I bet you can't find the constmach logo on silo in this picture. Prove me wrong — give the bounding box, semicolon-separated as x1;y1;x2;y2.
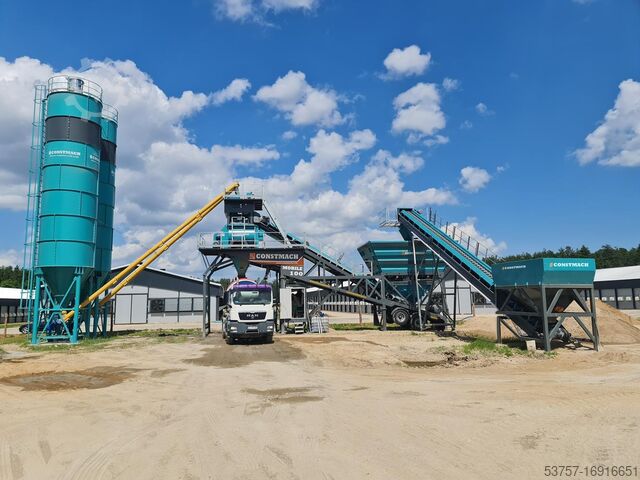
549;261;590;268
48;149;80;157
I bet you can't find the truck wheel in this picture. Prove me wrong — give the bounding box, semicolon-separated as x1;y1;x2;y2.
391;307;411;328
264;334;273;344
411;315;427;331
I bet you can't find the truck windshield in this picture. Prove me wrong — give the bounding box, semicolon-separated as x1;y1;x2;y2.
231;289;271;305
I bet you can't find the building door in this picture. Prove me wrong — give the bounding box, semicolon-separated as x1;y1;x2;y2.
114;295;132;324
131;294;148;324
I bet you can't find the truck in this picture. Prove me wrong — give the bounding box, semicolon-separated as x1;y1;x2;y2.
221;279;275;344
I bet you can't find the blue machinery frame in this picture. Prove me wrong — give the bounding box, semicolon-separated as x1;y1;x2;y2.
200;195;600;351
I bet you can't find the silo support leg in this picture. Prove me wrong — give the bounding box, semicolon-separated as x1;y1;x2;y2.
589;289;600;351
71;275;81;344
92;297;100;338
541;286;551;352
30;276;42;345
102;304;109;337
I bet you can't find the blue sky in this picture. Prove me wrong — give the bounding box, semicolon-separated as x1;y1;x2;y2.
0;0;638;272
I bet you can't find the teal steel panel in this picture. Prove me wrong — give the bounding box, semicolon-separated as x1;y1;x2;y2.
100;117;117;143
357;240;442;276
491;258;596;287
542;258;596;285
46;92;102;124
37;94;102;297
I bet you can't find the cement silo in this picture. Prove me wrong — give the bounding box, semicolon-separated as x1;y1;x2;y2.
26;75;115;344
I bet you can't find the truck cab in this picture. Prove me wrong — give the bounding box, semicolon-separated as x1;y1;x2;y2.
222;279;275;344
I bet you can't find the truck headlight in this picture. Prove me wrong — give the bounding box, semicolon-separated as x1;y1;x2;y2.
230;326;237;332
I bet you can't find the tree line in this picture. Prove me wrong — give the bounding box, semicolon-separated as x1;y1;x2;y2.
0;266;23;288
491;244;640;269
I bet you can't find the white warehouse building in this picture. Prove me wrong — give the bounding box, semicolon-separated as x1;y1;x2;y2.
109;266;222;325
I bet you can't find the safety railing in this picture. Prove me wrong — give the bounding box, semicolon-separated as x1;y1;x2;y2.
225;181;265;200
197;232;293;250
425;208;498;261
47;75;103;103
198;231;363;274
102;103;119;124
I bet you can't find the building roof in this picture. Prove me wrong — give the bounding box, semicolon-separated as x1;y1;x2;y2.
0;287;24;300
594;265;640;282
110;266;221;287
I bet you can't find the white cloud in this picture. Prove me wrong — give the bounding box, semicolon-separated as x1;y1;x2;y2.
0;56;458;276
116;141;278;228
475;102;494;116
460;120;473;130
242;147;456;261
574;79;640;167
446;217;507;255
0;56;280;273
392;83;446;142
424;135;449;147
459;166;491;193
282;130;297;140
211;78;251;105
442;77;460;92
254;70;343;127
0;249;20;267
213;0;318;22
211;144;279;165
262;0;317;12
0;56;215;210
285;129;376;193
214;0;258;21
382;45;431;79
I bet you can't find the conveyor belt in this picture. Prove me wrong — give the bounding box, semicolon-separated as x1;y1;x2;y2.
397;208;494;300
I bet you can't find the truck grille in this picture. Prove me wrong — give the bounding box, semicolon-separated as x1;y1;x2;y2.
238;311;267;321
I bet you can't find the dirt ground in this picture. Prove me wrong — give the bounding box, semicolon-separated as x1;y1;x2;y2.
1;327;640;480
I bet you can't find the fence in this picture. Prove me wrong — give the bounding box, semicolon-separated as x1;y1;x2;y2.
307;292;373;315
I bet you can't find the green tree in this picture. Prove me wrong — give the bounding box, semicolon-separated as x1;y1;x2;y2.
497;244;639;268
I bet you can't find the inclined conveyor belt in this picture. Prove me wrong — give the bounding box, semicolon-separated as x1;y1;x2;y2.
256;219;356;276
397;208;495;300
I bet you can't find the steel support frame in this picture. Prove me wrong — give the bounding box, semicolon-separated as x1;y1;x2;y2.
287;254;458;331
281;273;399;329
200;208;461;332
31;269;85;345
290;274;404;309
496;284;599;352
201;255;231;338
412;256;455;331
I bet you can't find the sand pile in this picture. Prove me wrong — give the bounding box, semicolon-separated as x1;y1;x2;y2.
457;300;640;346
564;300;640;345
